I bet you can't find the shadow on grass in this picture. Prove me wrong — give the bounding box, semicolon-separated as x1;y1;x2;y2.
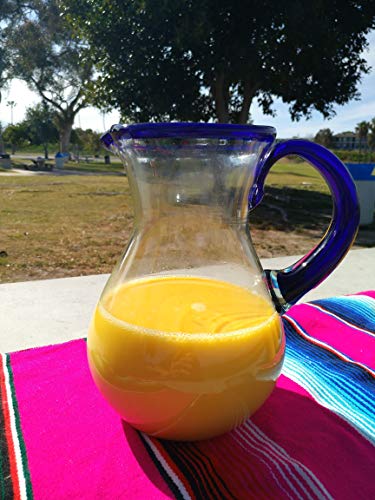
250;186;375;248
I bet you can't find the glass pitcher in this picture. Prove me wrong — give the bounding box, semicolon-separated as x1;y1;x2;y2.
88;123;359;441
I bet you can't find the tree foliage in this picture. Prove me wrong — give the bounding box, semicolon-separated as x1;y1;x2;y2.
0;122;5;153
25;103;59;156
63;0;375;124
1;0;95;151
355;120;370;141
2;110;103;157
363;118;375;151
2;122;30;151
71;128;102;155
355;120;370;152
314;128;334;148
2;103;59;156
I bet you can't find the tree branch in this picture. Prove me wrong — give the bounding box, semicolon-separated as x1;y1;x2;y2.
75;98;89;113
68;87;84;112
29;76;65;113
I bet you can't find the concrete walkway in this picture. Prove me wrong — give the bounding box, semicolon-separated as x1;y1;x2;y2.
0;167;124;176
1;247;374;353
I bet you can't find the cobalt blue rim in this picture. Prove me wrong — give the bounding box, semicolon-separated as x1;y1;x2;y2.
101;122;277;147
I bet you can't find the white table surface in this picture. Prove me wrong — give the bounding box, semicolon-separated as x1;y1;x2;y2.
1;248;374;353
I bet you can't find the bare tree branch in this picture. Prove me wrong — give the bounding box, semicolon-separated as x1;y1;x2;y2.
29;76;65;113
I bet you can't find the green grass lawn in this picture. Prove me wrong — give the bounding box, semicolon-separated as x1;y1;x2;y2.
0;160;373;283
9;156;329;186
0;175;133;282
56;159;123;174
10;156;123;174
267;160;329;192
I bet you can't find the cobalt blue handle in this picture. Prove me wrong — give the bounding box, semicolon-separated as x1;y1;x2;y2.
251;140;360;312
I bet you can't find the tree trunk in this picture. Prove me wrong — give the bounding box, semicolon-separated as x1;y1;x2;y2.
44;143;49;159
238;80;256;124
59;118;74;154
212;73;229;123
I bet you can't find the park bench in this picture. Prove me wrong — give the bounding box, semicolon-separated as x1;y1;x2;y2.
24;158;54;171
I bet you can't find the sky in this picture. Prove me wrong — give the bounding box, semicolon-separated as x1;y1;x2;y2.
0;31;374;139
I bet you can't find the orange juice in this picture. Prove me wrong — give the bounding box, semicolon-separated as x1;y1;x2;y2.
88;276;284;440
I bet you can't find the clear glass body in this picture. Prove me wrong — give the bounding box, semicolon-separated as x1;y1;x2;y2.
88;135;285;440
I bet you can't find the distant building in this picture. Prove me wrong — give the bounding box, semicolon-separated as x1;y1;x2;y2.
332;132;368;150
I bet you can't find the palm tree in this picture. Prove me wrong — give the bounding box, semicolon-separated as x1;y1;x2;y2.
367;118;375;158
355;121;369;156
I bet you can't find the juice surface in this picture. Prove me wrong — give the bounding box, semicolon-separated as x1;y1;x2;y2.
88;276;284;440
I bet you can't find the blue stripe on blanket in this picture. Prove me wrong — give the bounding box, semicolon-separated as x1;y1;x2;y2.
311;296;375;334
282;316;375;445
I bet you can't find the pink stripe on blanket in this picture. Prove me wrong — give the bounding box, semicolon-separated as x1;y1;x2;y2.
10;340;172;499
355;290;375;300
288;304;375;371
276;374;314;399
251;385;375;499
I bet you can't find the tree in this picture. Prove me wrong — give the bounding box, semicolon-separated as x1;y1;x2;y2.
1;0;94;152
2;122;30;154
314;129;334;149
0;122;5;154
368;118;375;153
355;120;370;153
71;128;102;156
0;32;6;154
0;1;12;105
2;104;59;156
63;0;375;124
24;104;59;159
